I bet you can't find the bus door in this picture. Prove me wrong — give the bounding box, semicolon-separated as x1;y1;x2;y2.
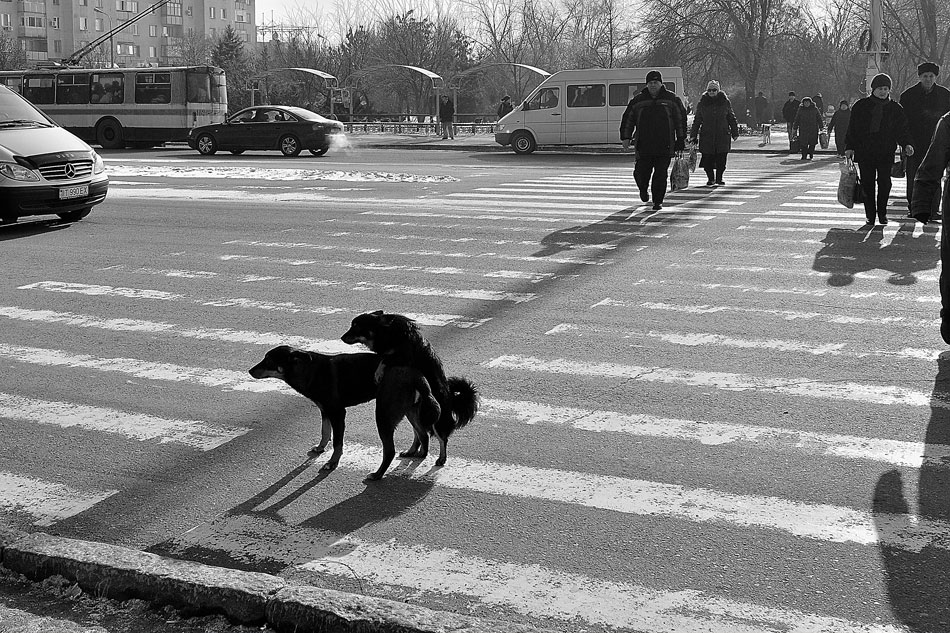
565;83;607;144
522;86;563;145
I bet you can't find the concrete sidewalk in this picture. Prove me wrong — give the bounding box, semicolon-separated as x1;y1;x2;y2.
350;125;836;156
0;528;549;633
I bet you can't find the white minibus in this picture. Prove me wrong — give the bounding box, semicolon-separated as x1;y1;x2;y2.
494;67;685;154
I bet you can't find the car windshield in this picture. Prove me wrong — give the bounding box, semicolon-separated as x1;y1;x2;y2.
0;88;53;126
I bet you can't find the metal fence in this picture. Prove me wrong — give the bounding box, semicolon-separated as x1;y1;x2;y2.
341;113;498;135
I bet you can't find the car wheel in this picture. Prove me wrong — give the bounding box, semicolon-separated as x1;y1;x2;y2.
229;149;245;155
511;131;536;155
279;135;302;157
196;133;218;155
57;207;91;223
308;146;329;156
96;119;124;149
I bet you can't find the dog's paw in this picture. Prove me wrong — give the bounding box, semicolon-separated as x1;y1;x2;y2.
364;472;383;482
399;449;427;459
308;445;326;456
320;461;338;472
435;456;446;467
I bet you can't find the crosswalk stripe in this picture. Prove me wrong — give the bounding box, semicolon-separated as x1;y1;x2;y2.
480;398;940;469
299;537;904;633
484;354;939;408
0;393;248;450
327;443;944;552
0;472;117;527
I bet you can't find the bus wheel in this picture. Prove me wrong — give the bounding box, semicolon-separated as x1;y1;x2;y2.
511;131;536;155
96;119;124;149
196;134;218;155
57;207;91;223
279;135;302;157
309;146;329;156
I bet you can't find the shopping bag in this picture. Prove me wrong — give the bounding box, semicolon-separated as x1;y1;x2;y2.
891;153;905;178
670;155;690;191
837;159;858;208
790;135;800;153
819;130;829;149
854;173;865;205
687;144;698;172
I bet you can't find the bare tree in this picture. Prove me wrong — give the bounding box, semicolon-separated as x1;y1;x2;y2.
172;31;214;66
883;0;949;64
0;30;27;70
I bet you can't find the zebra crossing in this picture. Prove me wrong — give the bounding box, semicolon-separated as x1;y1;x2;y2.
2;160;943;632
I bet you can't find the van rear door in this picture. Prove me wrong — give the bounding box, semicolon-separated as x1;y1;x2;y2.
565;83;607;144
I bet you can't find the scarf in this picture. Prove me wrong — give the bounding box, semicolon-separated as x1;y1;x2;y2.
869;95;887;134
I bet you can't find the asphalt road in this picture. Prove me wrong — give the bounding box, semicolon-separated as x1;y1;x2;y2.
1;144;946;633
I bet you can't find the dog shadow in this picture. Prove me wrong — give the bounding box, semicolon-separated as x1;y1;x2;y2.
531;206;666;258
812;224;939;286
301;472;435;534
872;353;950;630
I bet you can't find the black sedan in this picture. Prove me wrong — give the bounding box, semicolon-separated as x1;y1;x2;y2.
187;105;344;157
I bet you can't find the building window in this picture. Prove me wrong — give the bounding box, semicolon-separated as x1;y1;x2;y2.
95;18;103;31
79;0;87;6
79;16;88;30
208;7;215;18
54;40;61;52
131;24;138;35
0;14;11;28
220;8;226;19
20;16;45;27
149;24;156;36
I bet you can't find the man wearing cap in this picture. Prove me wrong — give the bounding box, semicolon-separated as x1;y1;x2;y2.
620;70;687;210
782;91;801;139
900;62;950;216
845;73;914;225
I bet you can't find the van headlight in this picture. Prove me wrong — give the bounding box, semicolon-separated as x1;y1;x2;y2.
92;152;106;175
0;162;40;182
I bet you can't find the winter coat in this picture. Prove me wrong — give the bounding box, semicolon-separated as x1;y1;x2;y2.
438;99;455;119
497;100;513;118
689;91;739;155
910;112;950;221
829;108;851;147
845;95;911;165
619;85;687;157
898;82;950;150
793;102;824;147
782;98;801;123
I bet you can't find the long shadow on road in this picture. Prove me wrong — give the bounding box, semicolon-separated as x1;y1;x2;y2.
813;223;940;287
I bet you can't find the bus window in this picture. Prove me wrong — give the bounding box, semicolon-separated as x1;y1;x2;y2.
57;74;90;105
186;71;211;103
568;84;605;108
91;73;124;104
0;76;22;94
135;72;171;104
23;76;55;104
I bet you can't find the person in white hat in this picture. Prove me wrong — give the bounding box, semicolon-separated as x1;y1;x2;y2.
688;80;739;186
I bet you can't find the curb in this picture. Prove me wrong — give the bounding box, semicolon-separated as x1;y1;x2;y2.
0;530;549;633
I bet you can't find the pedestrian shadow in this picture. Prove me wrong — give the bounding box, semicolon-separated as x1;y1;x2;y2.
873;352;950;631
812;223;940;286
531;206;675;258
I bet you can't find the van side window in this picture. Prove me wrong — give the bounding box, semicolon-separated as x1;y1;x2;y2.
568;84;605;108
528;87;559;110
609;83;641;106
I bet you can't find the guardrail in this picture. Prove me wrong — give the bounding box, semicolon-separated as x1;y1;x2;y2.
342;118;498;135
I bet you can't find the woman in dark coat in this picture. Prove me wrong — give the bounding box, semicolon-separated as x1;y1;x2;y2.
829;100;851;157
688;80;739;186
792;96;824;160
845;73;914;225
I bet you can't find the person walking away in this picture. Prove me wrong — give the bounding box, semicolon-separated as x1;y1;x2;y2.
899;62;950;218
845;73;914;225
814;93;826;119
782;91;801;139
438;95;455;139
909;112;950;342
620;69;688;211
753;91;770;127
497;95;513;119
689;80;739;186
792;97;824;160
829;100;852;157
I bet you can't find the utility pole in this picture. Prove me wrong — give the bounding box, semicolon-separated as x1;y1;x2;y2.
93;7;114;68
864;0;885;91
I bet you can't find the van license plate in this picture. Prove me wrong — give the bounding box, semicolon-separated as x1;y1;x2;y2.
59;185;88;200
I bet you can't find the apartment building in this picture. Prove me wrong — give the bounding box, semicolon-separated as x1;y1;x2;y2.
0;0;258;67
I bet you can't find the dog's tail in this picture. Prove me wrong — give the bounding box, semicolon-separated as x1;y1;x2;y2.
448;376;479;429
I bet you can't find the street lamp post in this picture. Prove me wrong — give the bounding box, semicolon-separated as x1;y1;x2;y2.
93;7;114;67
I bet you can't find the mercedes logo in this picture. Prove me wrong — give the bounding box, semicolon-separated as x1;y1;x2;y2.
64;163;76;179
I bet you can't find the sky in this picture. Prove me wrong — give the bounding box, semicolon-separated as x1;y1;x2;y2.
256;0;297;25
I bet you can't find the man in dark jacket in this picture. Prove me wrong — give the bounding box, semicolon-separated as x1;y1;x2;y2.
497;95;513;119
753;91;770;126
620;70;687;211
910;112;950;342
782;91;801;138
899;61;950;215
438;95;455;139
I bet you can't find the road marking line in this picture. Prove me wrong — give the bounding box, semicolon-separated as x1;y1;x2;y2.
481;397;942;468
299;537;904;633
0;472;117;527
483;354;940;408
0;393;248;450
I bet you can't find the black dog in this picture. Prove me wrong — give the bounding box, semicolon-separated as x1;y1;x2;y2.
249;345;382;472
341;310;479;479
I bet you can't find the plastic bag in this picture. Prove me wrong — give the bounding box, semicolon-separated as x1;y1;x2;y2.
819;130;829;149
670;155;690;191
891;153;905;178
687;144;698;172
837;159;858;208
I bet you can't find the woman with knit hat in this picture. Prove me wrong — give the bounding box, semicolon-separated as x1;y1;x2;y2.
792;96;824;160
844;73;914;225
689;80;739;185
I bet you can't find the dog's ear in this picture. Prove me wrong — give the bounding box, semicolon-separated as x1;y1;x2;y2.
369;310;384;316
